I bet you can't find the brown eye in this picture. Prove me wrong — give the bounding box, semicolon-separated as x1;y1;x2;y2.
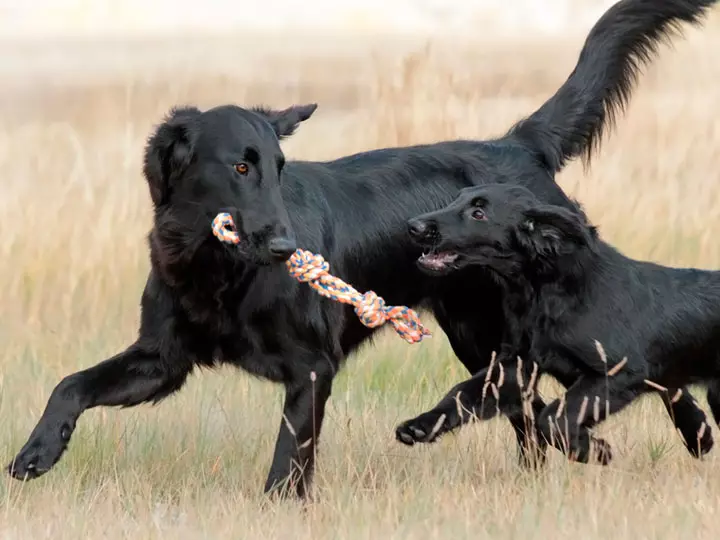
471;209;486;221
235;162;249;175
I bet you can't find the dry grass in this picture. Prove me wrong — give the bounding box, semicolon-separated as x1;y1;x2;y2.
2;8;720;538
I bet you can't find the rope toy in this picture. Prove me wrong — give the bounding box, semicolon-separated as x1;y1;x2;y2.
211;212;431;344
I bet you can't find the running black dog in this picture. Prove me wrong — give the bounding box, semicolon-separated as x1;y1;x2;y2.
7;0;718;496
397;184;718;464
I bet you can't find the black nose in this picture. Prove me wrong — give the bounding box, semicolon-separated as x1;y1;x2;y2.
268;237;297;260
408;219;426;238
408;218;436;240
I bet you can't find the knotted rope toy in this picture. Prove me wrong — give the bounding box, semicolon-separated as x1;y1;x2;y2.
211;213;431;344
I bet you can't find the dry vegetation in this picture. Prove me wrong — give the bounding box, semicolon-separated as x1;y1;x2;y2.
2;8;720;539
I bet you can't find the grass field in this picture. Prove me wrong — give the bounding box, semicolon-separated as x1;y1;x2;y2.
2;7;720;538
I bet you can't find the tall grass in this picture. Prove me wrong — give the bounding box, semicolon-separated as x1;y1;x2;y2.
1;10;720;538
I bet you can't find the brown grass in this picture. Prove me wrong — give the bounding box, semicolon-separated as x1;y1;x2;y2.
2;8;720;539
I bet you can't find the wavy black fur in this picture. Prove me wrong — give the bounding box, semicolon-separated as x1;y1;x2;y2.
397;183;718;464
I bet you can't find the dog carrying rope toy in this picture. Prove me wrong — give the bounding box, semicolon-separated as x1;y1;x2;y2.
211;213;431;344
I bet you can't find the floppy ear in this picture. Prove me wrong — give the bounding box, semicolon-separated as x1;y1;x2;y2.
521;204;594;258
253;103;318;140
142;106;201;206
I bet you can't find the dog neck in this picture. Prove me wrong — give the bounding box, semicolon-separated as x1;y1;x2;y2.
498;243;599;315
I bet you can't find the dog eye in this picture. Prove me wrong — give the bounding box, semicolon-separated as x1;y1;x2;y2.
471;209;486;221
234;162;249;175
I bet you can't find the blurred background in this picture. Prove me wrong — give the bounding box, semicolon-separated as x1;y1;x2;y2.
1;1;720;539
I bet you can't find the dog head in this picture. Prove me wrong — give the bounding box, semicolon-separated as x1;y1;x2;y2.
143;103;317;267
406;184;596;278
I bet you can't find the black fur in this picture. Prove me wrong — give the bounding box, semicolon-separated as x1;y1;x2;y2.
396;184;717;463
7;0;718;495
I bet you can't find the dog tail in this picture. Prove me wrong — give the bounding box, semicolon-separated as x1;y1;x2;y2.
507;0;717;173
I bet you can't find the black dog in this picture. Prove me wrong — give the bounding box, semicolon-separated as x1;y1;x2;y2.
7;0;718;496
397;184;718;464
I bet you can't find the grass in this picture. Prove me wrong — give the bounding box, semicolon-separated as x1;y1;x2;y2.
2;8;720;538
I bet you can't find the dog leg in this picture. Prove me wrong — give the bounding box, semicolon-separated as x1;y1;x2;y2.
660;387;713;458
705;380;720;428
7;344;190;480
395;356;533;445
430;300;548;466
536;372;646;466
264;363;334;500
508;397;548;469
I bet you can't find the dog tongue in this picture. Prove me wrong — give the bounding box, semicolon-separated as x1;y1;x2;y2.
419;252;458;270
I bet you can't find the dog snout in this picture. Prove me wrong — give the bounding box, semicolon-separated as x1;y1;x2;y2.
268;237;297;261
408;218;437;242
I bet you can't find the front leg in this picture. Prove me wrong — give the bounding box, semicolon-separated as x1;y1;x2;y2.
7;344;190;480
264;363;334;499
396;356;538;448
536;368;647;465
429;300;555;466
660;387;713;458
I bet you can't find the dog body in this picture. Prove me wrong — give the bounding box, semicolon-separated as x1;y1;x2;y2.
8;0;719;495
397;184;719;463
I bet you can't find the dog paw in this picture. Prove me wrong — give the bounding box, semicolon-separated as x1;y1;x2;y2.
566;434;613;466
395;411;449;446
591;437;613;465
680;421;714;458
7;422;73;481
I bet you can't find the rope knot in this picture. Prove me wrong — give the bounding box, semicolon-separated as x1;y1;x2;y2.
355;291;387;328
286;250;329;283
385;306;432;344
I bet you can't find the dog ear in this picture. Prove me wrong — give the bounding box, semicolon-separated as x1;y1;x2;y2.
143;107;201;206
253;103;318;140
521;205;594;258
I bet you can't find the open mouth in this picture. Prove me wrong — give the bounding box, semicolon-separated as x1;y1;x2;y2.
417;250;460;272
